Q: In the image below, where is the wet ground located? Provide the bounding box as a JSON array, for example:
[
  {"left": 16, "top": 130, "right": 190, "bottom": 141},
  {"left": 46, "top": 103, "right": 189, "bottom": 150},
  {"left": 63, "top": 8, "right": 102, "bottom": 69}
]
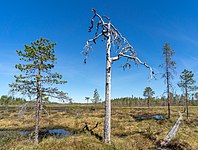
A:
[
  {"left": 135, "top": 114, "right": 165, "bottom": 121},
  {"left": 20, "top": 128, "right": 73, "bottom": 138}
]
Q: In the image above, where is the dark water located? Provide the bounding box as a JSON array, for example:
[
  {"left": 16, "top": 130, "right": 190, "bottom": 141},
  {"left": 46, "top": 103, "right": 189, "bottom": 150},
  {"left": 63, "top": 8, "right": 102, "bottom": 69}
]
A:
[
  {"left": 56, "top": 109, "right": 65, "bottom": 112},
  {"left": 152, "top": 115, "right": 164, "bottom": 120},
  {"left": 48, "top": 129, "right": 72, "bottom": 137},
  {"left": 20, "top": 131, "right": 31, "bottom": 135},
  {"left": 0, "top": 107, "right": 16, "bottom": 111},
  {"left": 135, "top": 114, "right": 165, "bottom": 121},
  {"left": 20, "top": 129, "right": 72, "bottom": 138}
]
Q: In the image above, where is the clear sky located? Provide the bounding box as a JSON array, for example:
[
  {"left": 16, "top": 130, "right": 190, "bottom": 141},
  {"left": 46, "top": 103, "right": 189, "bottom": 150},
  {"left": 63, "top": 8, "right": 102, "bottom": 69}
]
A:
[{"left": 0, "top": 0, "right": 198, "bottom": 103}]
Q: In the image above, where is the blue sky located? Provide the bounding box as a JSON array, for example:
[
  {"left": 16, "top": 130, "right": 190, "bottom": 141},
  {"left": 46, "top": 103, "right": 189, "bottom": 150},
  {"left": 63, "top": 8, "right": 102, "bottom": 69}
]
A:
[{"left": 0, "top": 0, "right": 198, "bottom": 103}]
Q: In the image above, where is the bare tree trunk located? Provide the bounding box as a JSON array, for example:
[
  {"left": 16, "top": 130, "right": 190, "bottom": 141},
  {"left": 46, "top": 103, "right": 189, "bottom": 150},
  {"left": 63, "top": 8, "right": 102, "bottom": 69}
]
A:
[
  {"left": 166, "top": 55, "right": 171, "bottom": 119},
  {"left": 167, "top": 80, "right": 171, "bottom": 119},
  {"left": 35, "top": 97, "right": 41, "bottom": 145},
  {"left": 35, "top": 66, "right": 41, "bottom": 145},
  {"left": 147, "top": 98, "right": 150, "bottom": 108},
  {"left": 185, "top": 88, "right": 189, "bottom": 119},
  {"left": 183, "top": 96, "right": 186, "bottom": 112},
  {"left": 104, "top": 23, "right": 111, "bottom": 144}
]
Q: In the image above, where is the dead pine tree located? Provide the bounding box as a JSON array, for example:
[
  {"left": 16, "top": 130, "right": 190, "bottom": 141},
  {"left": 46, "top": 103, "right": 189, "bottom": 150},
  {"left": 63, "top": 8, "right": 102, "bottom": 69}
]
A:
[
  {"left": 9, "top": 38, "right": 68, "bottom": 145},
  {"left": 159, "top": 43, "right": 176, "bottom": 119},
  {"left": 83, "top": 9, "right": 155, "bottom": 144}
]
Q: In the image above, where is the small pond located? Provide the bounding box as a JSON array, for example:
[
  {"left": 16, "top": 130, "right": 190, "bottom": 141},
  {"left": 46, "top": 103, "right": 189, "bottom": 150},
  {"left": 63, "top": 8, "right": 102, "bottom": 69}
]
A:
[
  {"left": 20, "top": 128, "right": 72, "bottom": 138},
  {"left": 135, "top": 114, "right": 165, "bottom": 121}
]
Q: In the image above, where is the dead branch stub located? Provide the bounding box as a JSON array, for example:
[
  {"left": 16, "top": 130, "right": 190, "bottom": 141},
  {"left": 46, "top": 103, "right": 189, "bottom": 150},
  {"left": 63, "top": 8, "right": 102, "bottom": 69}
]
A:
[{"left": 81, "top": 122, "right": 103, "bottom": 141}]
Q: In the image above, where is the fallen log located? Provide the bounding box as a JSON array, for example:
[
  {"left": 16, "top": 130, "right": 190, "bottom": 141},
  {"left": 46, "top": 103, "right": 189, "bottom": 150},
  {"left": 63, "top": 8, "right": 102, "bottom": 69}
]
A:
[{"left": 160, "top": 111, "right": 183, "bottom": 148}]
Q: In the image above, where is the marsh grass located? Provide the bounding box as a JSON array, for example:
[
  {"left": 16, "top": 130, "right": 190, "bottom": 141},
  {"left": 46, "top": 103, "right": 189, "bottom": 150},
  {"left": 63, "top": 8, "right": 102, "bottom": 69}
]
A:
[{"left": 0, "top": 105, "right": 197, "bottom": 149}]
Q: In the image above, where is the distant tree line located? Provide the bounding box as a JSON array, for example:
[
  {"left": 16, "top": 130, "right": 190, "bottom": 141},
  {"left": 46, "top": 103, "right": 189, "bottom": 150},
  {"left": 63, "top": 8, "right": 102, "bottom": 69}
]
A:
[
  {"left": 111, "top": 93, "right": 198, "bottom": 107},
  {"left": 0, "top": 95, "right": 26, "bottom": 105}
]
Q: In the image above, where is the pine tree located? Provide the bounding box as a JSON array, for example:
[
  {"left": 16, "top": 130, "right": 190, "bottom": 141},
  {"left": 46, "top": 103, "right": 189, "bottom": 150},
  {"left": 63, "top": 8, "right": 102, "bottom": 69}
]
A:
[
  {"left": 92, "top": 89, "right": 100, "bottom": 105},
  {"left": 85, "top": 97, "right": 90, "bottom": 104},
  {"left": 160, "top": 42, "right": 176, "bottom": 118},
  {"left": 143, "top": 87, "right": 155, "bottom": 108},
  {"left": 9, "top": 37, "right": 68, "bottom": 144},
  {"left": 178, "top": 69, "right": 196, "bottom": 119}
]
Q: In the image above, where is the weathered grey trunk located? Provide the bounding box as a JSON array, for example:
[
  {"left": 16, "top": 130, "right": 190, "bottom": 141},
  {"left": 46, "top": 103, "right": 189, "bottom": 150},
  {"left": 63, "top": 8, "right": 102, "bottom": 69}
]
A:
[
  {"left": 104, "top": 22, "right": 111, "bottom": 144},
  {"left": 160, "top": 112, "right": 183, "bottom": 148}
]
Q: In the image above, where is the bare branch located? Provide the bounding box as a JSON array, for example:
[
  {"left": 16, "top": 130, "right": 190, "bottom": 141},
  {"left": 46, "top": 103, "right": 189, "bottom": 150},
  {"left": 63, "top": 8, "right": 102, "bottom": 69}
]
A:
[
  {"left": 83, "top": 9, "right": 111, "bottom": 63},
  {"left": 89, "top": 8, "right": 106, "bottom": 33},
  {"left": 87, "top": 33, "right": 103, "bottom": 44},
  {"left": 111, "top": 55, "right": 120, "bottom": 62},
  {"left": 121, "top": 53, "right": 155, "bottom": 80},
  {"left": 84, "top": 9, "right": 155, "bottom": 79}
]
